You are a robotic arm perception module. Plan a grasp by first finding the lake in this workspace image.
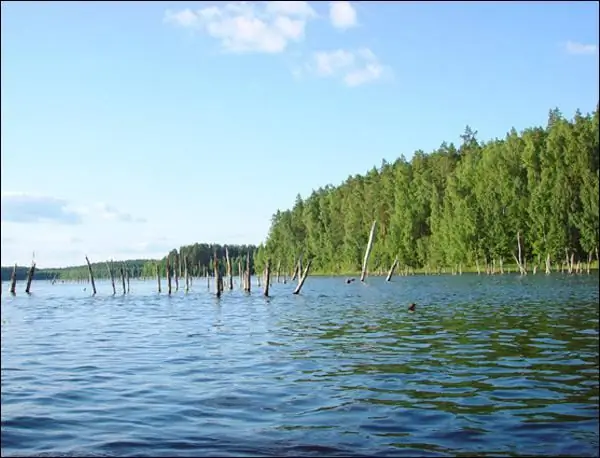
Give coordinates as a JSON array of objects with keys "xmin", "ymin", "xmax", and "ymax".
[{"xmin": 1, "ymin": 274, "xmax": 599, "ymax": 457}]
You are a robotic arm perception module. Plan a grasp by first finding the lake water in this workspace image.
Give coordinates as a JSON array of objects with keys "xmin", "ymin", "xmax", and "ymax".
[{"xmin": 1, "ymin": 274, "xmax": 599, "ymax": 457}]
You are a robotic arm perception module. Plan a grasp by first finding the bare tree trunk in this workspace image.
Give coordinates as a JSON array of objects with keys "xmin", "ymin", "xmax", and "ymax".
[
  {"xmin": 120, "ymin": 264, "xmax": 126, "ymax": 294},
  {"xmin": 25, "ymin": 262, "xmax": 36, "ymax": 294},
  {"xmin": 167, "ymin": 257, "xmax": 172, "ymax": 295},
  {"xmin": 276, "ymin": 260, "xmax": 281, "ymax": 283},
  {"xmin": 386, "ymin": 257, "xmax": 398, "ymax": 281},
  {"xmin": 545, "ymin": 253, "xmax": 551, "ymax": 275},
  {"xmin": 85, "ymin": 256, "xmax": 97, "ymax": 295},
  {"xmin": 475, "ymin": 259, "xmax": 480, "ymax": 275},
  {"xmin": 293, "ymin": 259, "xmax": 312, "ymax": 295},
  {"xmin": 360, "ymin": 220, "xmax": 377, "ymax": 282},
  {"xmin": 245, "ymin": 251, "xmax": 251, "ymax": 293},
  {"xmin": 156, "ymin": 263, "xmax": 161, "ymax": 293},
  {"xmin": 225, "ymin": 247, "xmax": 233, "ymax": 290},
  {"xmin": 238, "ymin": 260, "xmax": 243, "ymax": 289},
  {"xmin": 174, "ymin": 253, "xmax": 180, "ymax": 291},
  {"xmin": 514, "ymin": 232, "xmax": 527, "ymax": 275},
  {"xmin": 214, "ymin": 253, "xmax": 222, "ymax": 299},
  {"xmin": 106, "ymin": 261, "xmax": 116, "ymax": 295},
  {"xmin": 184, "ymin": 256, "xmax": 189, "ymax": 293},
  {"xmin": 264, "ymin": 259, "xmax": 271, "ymax": 297},
  {"xmin": 587, "ymin": 251, "xmax": 592, "ymax": 274},
  {"xmin": 499, "ymin": 257, "xmax": 504, "ymax": 275}
]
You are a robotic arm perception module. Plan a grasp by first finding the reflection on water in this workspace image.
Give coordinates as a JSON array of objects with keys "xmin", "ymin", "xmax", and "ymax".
[{"xmin": 1, "ymin": 274, "xmax": 599, "ymax": 457}]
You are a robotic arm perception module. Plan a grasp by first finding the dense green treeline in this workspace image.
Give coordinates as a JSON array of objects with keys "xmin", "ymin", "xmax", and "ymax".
[
  {"xmin": 258, "ymin": 106, "xmax": 599, "ymax": 275},
  {"xmin": 142, "ymin": 243, "xmax": 258, "ymax": 277}
]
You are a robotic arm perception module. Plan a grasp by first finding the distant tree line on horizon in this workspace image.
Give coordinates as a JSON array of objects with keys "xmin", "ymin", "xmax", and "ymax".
[{"xmin": 254, "ymin": 105, "xmax": 599, "ymax": 275}]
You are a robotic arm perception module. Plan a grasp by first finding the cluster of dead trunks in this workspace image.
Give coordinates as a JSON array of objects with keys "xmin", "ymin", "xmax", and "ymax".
[{"xmin": 148, "ymin": 248, "xmax": 313, "ymax": 298}]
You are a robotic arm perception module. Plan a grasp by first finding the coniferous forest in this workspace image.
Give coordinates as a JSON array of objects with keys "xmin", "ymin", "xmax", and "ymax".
[
  {"xmin": 255, "ymin": 107, "xmax": 599, "ymax": 275},
  {"xmin": 2, "ymin": 106, "xmax": 598, "ymax": 282}
]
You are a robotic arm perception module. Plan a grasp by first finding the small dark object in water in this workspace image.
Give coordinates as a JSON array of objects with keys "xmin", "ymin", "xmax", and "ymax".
[
  {"xmin": 345, "ymin": 278, "xmax": 355, "ymax": 284},
  {"xmin": 408, "ymin": 303, "xmax": 416, "ymax": 312}
]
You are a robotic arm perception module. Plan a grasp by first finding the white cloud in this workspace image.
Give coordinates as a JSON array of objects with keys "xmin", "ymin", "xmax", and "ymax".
[
  {"xmin": 329, "ymin": 1, "xmax": 357, "ymax": 29},
  {"xmin": 164, "ymin": 1, "xmax": 317, "ymax": 54},
  {"xmin": 564, "ymin": 40, "xmax": 598, "ymax": 55},
  {"xmin": 305, "ymin": 47, "xmax": 391, "ymax": 87},
  {"xmin": 0, "ymin": 193, "xmax": 145, "ymax": 225}
]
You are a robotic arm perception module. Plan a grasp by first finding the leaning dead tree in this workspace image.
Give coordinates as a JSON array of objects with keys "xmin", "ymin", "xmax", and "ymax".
[
  {"xmin": 386, "ymin": 257, "xmax": 398, "ymax": 282},
  {"xmin": 25, "ymin": 261, "xmax": 36, "ymax": 294},
  {"xmin": 361, "ymin": 220, "xmax": 377, "ymax": 282},
  {"xmin": 85, "ymin": 256, "xmax": 97, "ymax": 295},
  {"xmin": 293, "ymin": 259, "xmax": 312, "ymax": 295}
]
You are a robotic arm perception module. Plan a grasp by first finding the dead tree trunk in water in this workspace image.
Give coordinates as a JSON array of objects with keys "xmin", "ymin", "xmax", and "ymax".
[
  {"xmin": 106, "ymin": 261, "xmax": 116, "ymax": 295},
  {"xmin": 513, "ymin": 231, "xmax": 527, "ymax": 275},
  {"xmin": 184, "ymin": 257, "xmax": 190, "ymax": 293},
  {"xmin": 214, "ymin": 253, "xmax": 223, "ymax": 298},
  {"xmin": 238, "ymin": 260, "xmax": 243, "ymax": 289},
  {"xmin": 156, "ymin": 263, "xmax": 161, "ymax": 293},
  {"xmin": 545, "ymin": 253, "xmax": 551, "ymax": 275},
  {"xmin": 264, "ymin": 259, "xmax": 271, "ymax": 297},
  {"xmin": 9, "ymin": 264, "xmax": 17, "ymax": 294},
  {"xmin": 166, "ymin": 258, "xmax": 172, "ymax": 295},
  {"xmin": 291, "ymin": 254, "xmax": 302, "ymax": 282},
  {"xmin": 587, "ymin": 251, "xmax": 593, "ymax": 274},
  {"xmin": 85, "ymin": 256, "xmax": 97, "ymax": 295},
  {"xmin": 125, "ymin": 263, "xmax": 130, "ymax": 293},
  {"xmin": 174, "ymin": 253, "xmax": 180, "ymax": 291},
  {"xmin": 225, "ymin": 247, "xmax": 233, "ymax": 290},
  {"xmin": 293, "ymin": 259, "xmax": 312, "ymax": 295},
  {"xmin": 276, "ymin": 260, "xmax": 281, "ymax": 283},
  {"xmin": 25, "ymin": 262, "xmax": 36, "ymax": 294},
  {"xmin": 386, "ymin": 257, "xmax": 398, "ymax": 282},
  {"xmin": 245, "ymin": 251, "xmax": 251, "ymax": 293},
  {"xmin": 120, "ymin": 264, "xmax": 126, "ymax": 294},
  {"xmin": 360, "ymin": 220, "xmax": 377, "ymax": 282},
  {"xmin": 475, "ymin": 259, "xmax": 481, "ymax": 275}
]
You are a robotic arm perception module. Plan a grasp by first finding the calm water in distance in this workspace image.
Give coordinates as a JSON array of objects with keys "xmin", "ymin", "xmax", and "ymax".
[{"xmin": 1, "ymin": 274, "xmax": 599, "ymax": 457}]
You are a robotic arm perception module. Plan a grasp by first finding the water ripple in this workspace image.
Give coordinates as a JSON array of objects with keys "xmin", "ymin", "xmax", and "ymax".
[{"xmin": 1, "ymin": 275, "xmax": 599, "ymax": 457}]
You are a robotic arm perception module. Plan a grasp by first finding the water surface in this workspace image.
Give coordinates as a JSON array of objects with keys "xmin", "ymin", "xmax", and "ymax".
[{"xmin": 2, "ymin": 274, "xmax": 599, "ymax": 457}]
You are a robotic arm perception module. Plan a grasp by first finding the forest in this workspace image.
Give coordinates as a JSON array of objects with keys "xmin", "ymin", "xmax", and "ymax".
[
  {"xmin": 254, "ymin": 106, "xmax": 599, "ymax": 275},
  {"xmin": 2, "ymin": 106, "xmax": 598, "ymax": 283}
]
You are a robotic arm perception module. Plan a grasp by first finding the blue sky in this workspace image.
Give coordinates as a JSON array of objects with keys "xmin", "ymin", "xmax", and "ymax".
[{"xmin": 1, "ymin": 1, "xmax": 598, "ymax": 267}]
